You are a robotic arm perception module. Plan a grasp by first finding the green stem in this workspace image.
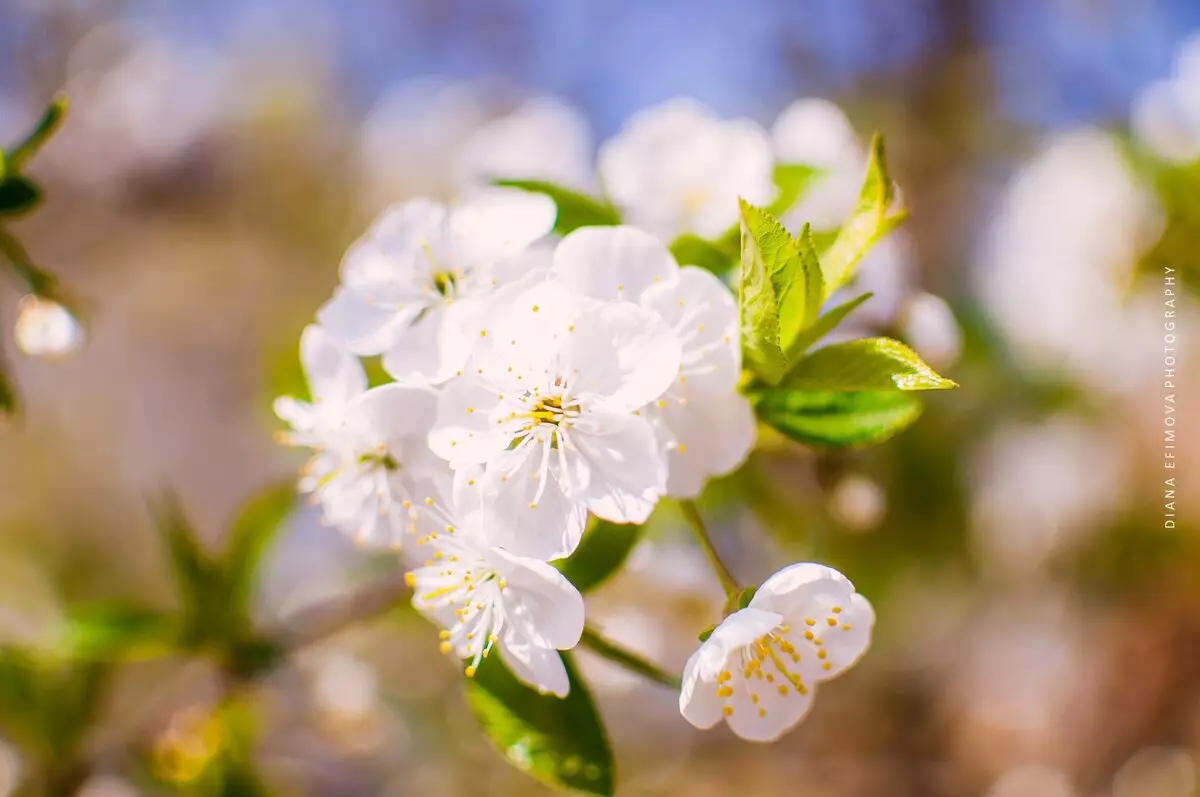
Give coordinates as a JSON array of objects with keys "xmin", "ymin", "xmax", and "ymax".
[
  {"xmin": 579, "ymin": 626, "xmax": 680, "ymax": 689},
  {"xmin": 6, "ymin": 97, "xmax": 67, "ymax": 172},
  {"xmin": 0, "ymin": 227, "xmax": 55, "ymax": 297},
  {"xmin": 678, "ymin": 500, "xmax": 739, "ymax": 596}
]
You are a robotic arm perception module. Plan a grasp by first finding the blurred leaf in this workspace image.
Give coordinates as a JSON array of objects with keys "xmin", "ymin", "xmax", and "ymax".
[
  {"xmin": 6, "ymin": 96, "xmax": 67, "ymax": 172},
  {"xmin": 786, "ymin": 291, "xmax": 873, "ymax": 362},
  {"xmin": 222, "ymin": 482, "xmax": 296, "ymax": 616},
  {"xmin": 754, "ymin": 389, "xmax": 923, "ymax": 448},
  {"xmin": 151, "ymin": 492, "xmax": 223, "ymax": 647},
  {"xmin": 819, "ymin": 133, "xmax": 905, "ymax": 296},
  {"xmin": 783, "ymin": 338, "xmax": 956, "ymax": 392},
  {"xmin": 0, "ymin": 227, "xmax": 58, "ymax": 298},
  {"xmin": 669, "ymin": 233, "xmax": 737, "ymax": 273},
  {"xmin": 554, "ymin": 519, "xmax": 644, "ymax": 593},
  {"xmin": 466, "ymin": 653, "xmax": 615, "ymax": 796},
  {"xmin": 59, "ymin": 605, "xmax": 177, "ymax": 661},
  {"xmin": 0, "ymin": 648, "xmax": 111, "ymax": 761},
  {"xmin": 0, "ymin": 360, "xmax": 16, "ymax": 416},
  {"xmin": 0, "ymin": 177, "xmax": 41, "ymax": 216},
  {"xmin": 766, "ymin": 162, "xmax": 822, "ymax": 218},
  {"xmin": 495, "ymin": 179, "xmax": 620, "ymax": 235}
]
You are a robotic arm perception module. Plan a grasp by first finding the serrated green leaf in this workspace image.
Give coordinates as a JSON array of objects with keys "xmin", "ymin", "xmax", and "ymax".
[
  {"xmin": 738, "ymin": 201, "xmax": 789, "ymax": 384},
  {"xmin": 755, "ymin": 389, "xmax": 923, "ymax": 448},
  {"xmin": 784, "ymin": 338, "xmax": 956, "ymax": 392},
  {"xmin": 668, "ymin": 233, "xmax": 738, "ymax": 273},
  {"xmin": 792, "ymin": 224, "xmax": 825, "ymax": 346},
  {"xmin": 554, "ymin": 519, "xmax": 644, "ymax": 593},
  {"xmin": 58, "ymin": 605, "xmax": 177, "ymax": 661},
  {"xmin": 819, "ymin": 134, "xmax": 905, "ymax": 296},
  {"xmin": 0, "ymin": 176, "xmax": 41, "ymax": 216},
  {"xmin": 495, "ymin": 179, "xmax": 620, "ymax": 235},
  {"xmin": 466, "ymin": 653, "xmax": 615, "ymax": 796},
  {"xmin": 766, "ymin": 163, "xmax": 822, "ymax": 218},
  {"xmin": 6, "ymin": 96, "xmax": 67, "ymax": 172},
  {"xmin": 785, "ymin": 291, "xmax": 873, "ymax": 362},
  {"xmin": 223, "ymin": 481, "xmax": 296, "ymax": 615}
]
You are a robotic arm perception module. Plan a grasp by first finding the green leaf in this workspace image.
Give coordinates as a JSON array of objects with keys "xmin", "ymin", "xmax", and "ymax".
[
  {"xmin": 755, "ymin": 389, "xmax": 923, "ymax": 448},
  {"xmin": 58, "ymin": 605, "xmax": 177, "ymax": 661},
  {"xmin": 791, "ymin": 224, "xmax": 825, "ymax": 350},
  {"xmin": 737, "ymin": 201, "xmax": 789, "ymax": 384},
  {"xmin": 466, "ymin": 653, "xmax": 615, "ymax": 796},
  {"xmin": 0, "ymin": 362, "xmax": 16, "ymax": 417},
  {"xmin": 554, "ymin": 519, "xmax": 644, "ymax": 593},
  {"xmin": 0, "ymin": 176, "xmax": 41, "ymax": 216},
  {"xmin": 785, "ymin": 291, "xmax": 873, "ymax": 361},
  {"xmin": 766, "ymin": 163, "xmax": 822, "ymax": 218},
  {"xmin": 668, "ymin": 233, "xmax": 738, "ymax": 273},
  {"xmin": 697, "ymin": 625, "xmax": 715, "ymax": 643},
  {"xmin": 150, "ymin": 492, "xmax": 223, "ymax": 646},
  {"xmin": 495, "ymin": 179, "xmax": 620, "ymax": 235},
  {"xmin": 7, "ymin": 96, "xmax": 67, "ymax": 172},
  {"xmin": 784, "ymin": 338, "xmax": 956, "ymax": 392},
  {"xmin": 222, "ymin": 481, "xmax": 296, "ymax": 615},
  {"xmin": 819, "ymin": 133, "xmax": 905, "ymax": 296}
]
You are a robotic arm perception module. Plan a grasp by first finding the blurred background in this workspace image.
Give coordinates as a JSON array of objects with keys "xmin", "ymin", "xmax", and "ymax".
[{"xmin": 1, "ymin": 0, "xmax": 1199, "ymax": 795}]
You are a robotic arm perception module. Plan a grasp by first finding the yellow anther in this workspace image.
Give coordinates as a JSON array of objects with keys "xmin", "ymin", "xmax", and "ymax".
[
  {"xmin": 792, "ymin": 654, "xmax": 800, "ymax": 663},
  {"xmin": 717, "ymin": 686, "xmax": 733, "ymax": 698},
  {"xmin": 465, "ymin": 665, "xmax": 477, "ymax": 677},
  {"xmin": 750, "ymin": 693, "xmax": 759, "ymax": 704},
  {"xmin": 402, "ymin": 500, "xmax": 412, "ymax": 509},
  {"xmin": 758, "ymin": 707, "xmax": 767, "ymax": 718},
  {"xmin": 823, "ymin": 662, "xmax": 832, "ymax": 671},
  {"xmin": 439, "ymin": 630, "xmax": 450, "ymax": 639},
  {"xmin": 805, "ymin": 618, "xmax": 816, "ymax": 626},
  {"xmin": 817, "ymin": 649, "xmax": 827, "ymax": 660},
  {"xmin": 439, "ymin": 641, "xmax": 452, "ymax": 654},
  {"xmin": 480, "ymin": 330, "xmax": 488, "ymax": 337},
  {"xmin": 832, "ymin": 606, "xmax": 842, "ymax": 613},
  {"xmin": 765, "ymin": 674, "xmax": 775, "ymax": 683},
  {"xmin": 425, "ymin": 497, "xmax": 434, "ymax": 506},
  {"xmin": 404, "ymin": 572, "xmax": 416, "ymax": 587},
  {"xmin": 827, "ymin": 617, "xmax": 838, "ymax": 627},
  {"xmin": 532, "ymin": 305, "xmax": 540, "ymax": 312},
  {"xmin": 842, "ymin": 624, "xmax": 853, "ymax": 631},
  {"xmin": 467, "ymin": 407, "xmax": 474, "ymax": 414},
  {"xmin": 722, "ymin": 706, "xmax": 733, "ymax": 717},
  {"xmin": 677, "ymin": 444, "xmax": 688, "ymax": 454},
  {"xmin": 778, "ymin": 685, "xmax": 789, "ymax": 696},
  {"xmin": 804, "ymin": 630, "xmax": 815, "ymax": 640},
  {"xmin": 528, "ymin": 502, "xmax": 537, "ymax": 509}
]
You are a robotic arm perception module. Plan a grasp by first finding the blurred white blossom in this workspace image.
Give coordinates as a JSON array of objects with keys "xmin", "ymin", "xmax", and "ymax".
[
  {"xmin": 457, "ymin": 97, "xmax": 594, "ymax": 191},
  {"xmin": 899, "ymin": 291, "xmax": 963, "ymax": 371},
  {"xmin": 828, "ymin": 473, "xmax": 886, "ymax": 532},
  {"xmin": 987, "ymin": 765, "xmax": 1077, "ymax": 797},
  {"xmin": 13, "ymin": 296, "xmax": 84, "ymax": 359},
  {"xmin": 1132, "ymin": 32, "xmax": 1200, "ymax": 163},
  {"xmin": 599, "ymin": 98, "xmax": 774, "ymax": 240},
  {"xmin": 1113, "ymin": 747, "xmax": 1196, "ymax": 797}
]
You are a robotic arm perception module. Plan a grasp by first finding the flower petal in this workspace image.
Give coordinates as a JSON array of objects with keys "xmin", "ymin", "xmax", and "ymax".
[
  {"xmin": 382, "ymin": 302, "xmax": 478, "ymax": 385},
  {"xmin": 498, "ymin": 639, "xmax": 570, "ymax": 697},
  {"xmin": 641, "ymin": 266, "xmax": 740, "ymax": 395},
  {"xmin": 571, "ymin": 412, "xmax": 667, "ymax": 525},
  {"xmin": 428, "ymin": 374, "xmax": 512, "ymax": 463},
  {"xmin": 347, "ymin": 383, "xmax": 437, "ymax": 442},
  {"xmin": 316, "ymin": 287, "xmax": 414, "ymax": 356},
  {"xmin": 659, "ymin": 389, "xmax": 756, "ymax": 499},
  {"xmin": 552, "ymin": 226, "xmax": 680, "ymax": 304},
  {"xmin": 696, "ymin": 607, "xmax": 782, "ymax": 680},
  {"xmin": 679, "ymin": 648, "xmax": 724, "ymax": 730},
  {"xmin": 488, "ymin": 547, "xmax": 585, "ymax": 650},
  {"xmin": 448, "ymin": 188, "xmax": 557, "ymax": 262},
  {"xmin": 564, "ymin": 300, "xmax": 681, "ymax": 412},
  {"xmin": 723, "ymin": 667, "xmax": 815, "ymax": 743},
  {"xmin": 299, "ymin": 324, "xmax": 366, "ymax": 407},
  {"xmin": 480, "ymin": 445, "xmax": 588, "ymax": 560}
]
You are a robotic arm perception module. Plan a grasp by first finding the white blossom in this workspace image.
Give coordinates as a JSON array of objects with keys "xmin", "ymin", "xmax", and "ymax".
[
  {"xmin": 680, "ymin": 563, "xmax": 873, "ymax": 742},
  {"xmin": 317, "ymin": 191, "xmax": 556, "ymax": 384},
  {"xmin": 274, "ymin": 324, "xmax": 444, "ymax": 548},
  {"xmin": 457, "ymin": 97, "xmax": 594, "ymax": 192},
  {"xmin": 428, "ymin": 276, "xmax": 680, "ymax": 560},
  {"xmin": 406, "ymin": 475, "xmax": 585, "ymax": 696},
  {"xmin": 598, "ymin": 98, "xmax": 774, "ymax": 241},
  {"xmin": 1131, "ymin": 32, "xmax": 1200, "ymax": 163},
  {"xmin": 551, "ymin": 226, "xmax": 756, "ymax": 498},
  {"xmin": 13, "ymin": 296, "xmax": 84, "ymax": 359}
]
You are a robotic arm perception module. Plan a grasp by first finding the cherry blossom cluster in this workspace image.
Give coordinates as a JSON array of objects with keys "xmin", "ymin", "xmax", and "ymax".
[{"xmin": 275, "ymin": 97, "xmax": 875, "ymax": 743}]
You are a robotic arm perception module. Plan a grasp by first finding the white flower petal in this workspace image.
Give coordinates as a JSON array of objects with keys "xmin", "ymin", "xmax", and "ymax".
[
  {"xmin": 679, "ymin": 648, "xmax": 724, "ymax": 730},
  {"xmin": 660, "ymin": 389, "xmax": 756, "ymax": 499},
  {"xmin": 299, "ymin": 324, "xmax": 366, "ymax": 407},
  {"xmin": 498, "ymin": 639, "xmax": 570, "ymax": 697},
  {"xmin": 723, "ymin": 667, "xmax": 815, "ymax": 742},
  {"xmin": 641, "ymin": 266, "xmax": 740, "ymax": 395},
  {"xmin": 456, "ymin": 97, "xmax": 594, "ymax": 191},
  {"xmin": 488, "ymin": 547, "xmax": 585, "ymax": 650},
  {"xmin": 571, "ymin": 412, "xmax": 666, "ymax": 525},
  {"xmin": 565, "ymin": 300, "xmax": 681, "ymax": 412},
  {"xmin": 449, "ymin": 188, "xmax": 557, "ymax": 261},
  {"xmin": 551, "ymin": 226, "xmax": 680, "ymax": 303},
  {"xmin": 481, "ymin": 446, "xmax": 588, "ymax": 560},
  {"xmin": 696, "ymin": 608, "xmax": 782, "ymax": 679},
  {"xmin": 316, "ymin": 287, "xmax": 414, "ymax": 357},
  {"xmin": 428, "ymin": 374, "xmax": 512, "ymax": 463},
  {"xmin": 381, "ymin": 302, "xmax": 479, "ymax": 385},
  {"xmin": 347, "ymin": 383, "xmax": 436, "ymax": 441}
]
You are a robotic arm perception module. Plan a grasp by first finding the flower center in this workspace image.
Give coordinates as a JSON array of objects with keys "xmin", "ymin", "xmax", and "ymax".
[
  {"xmin": 714, "ymin": 626, "xmax": 809, "ymax": 719},
  {"xmin": 414, "ymin": 552, "xmax": 507, "ymax": 677},
  {"xmin": 432, "ymin": 270, "xmax": 458, "ymax": 299},
  {"xmin": 357, "ymin": 449, "xmax": 399, "ymax": 471}
]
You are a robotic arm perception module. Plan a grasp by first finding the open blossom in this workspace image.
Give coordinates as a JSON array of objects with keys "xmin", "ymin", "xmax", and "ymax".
[
  {"xmin": 551, "ymin": 226, "xmax": 755, "ymax": 498},
  {"xmin": 428, "ymin": 277, "xmax": 681, "ymax": 560},
  {"xmin": 598, "ymin": 98, "xmax": 775, "ymax": 241},
  {"xmin": 317, "ymin": 191, "xmax": 556, "ymax": 384},
  {"xmin": 274, "ymin": 325, "xmax": 444, "ymax": 548},
  {"xmin": 406, "ymin": 474, "xmax": 585, "ymax": 696},
  {"xmin": 457, "ymin": 97, "xmax": 594, "ymax": 192},
  {"xmin": 680, "ymin": 563, "xmax": 873, "ymax": 742}
]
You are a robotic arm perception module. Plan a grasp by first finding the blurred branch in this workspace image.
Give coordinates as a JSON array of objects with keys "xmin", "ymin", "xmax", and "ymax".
[
  {"xmin": 0, "ymin": 226, "xmax": 57, "ymax": 298},
  {"xmin": 679, "ymin": 500, "xmax": 740, "ymax": 596},
  {"xmin": 272, "ymin": 569, "xmax": 412, "ymax": 652},
  {"xmin": 579, "ymin": 626, "xmax": 681, "ymax": 689}
]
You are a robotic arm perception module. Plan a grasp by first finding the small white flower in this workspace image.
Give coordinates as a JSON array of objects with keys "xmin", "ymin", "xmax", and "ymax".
[
  {"xmin": 551, "ymin": 226, "xmax": 756, "ymax": 498},
  {"xmin": 317, "ymin": 191, "xmax": 556, "ymax": 384},
  {"xmin": 457, "ymin": 97, "xmax": 594, "ymax": 191},
  {"xmin": 772, "ymin": 97, "xmax": 864, "ymax": 231},
  {"xmin": 598, "ymin": 98, "xmax": 774, "ymax": 241},
  {"xmin": 679, "ymin": 563, "xmax": 874, "ymax": 742},
  {"xmin": 274, "ymin": 324, "xmax": 444, "ymax": 548},
  {"xmin": 407, "ymin": 486, "xmax": 585, "ymax": 696},
  {"xmin": 428, "ymin": 277, "xmax": 680, "ymax": 560},
  {"xmin": 13, "ymin": 296, "xmax": 85, "ymax": 359}
]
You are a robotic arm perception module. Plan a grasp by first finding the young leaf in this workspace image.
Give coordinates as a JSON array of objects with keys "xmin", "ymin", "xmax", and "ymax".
[
  {"xmin": 793, "ymin": 224, "xmax": 825, "ymax": 346},
  {"xmin": 0, "ymin": 176, "xmax": 41, "ymax": 216},
  {"xmin": 222, "ymin": 481, "xmax": 297, "ymax": 616},
  {"xmin": 785, "ymin": 291, "xmax": 873, "ymax": 362},
  {"xmin": 494, "ymin": 179, "xmax": 620, "ymax": 235},
  {"xmin": 738, "ymin": 201, "xmax": 790, "ymax": 384},
  {"xmin": 766, "ymin": 163, "xmax": 822, "ymax": 218},
  {"xmin": 6, "ymin": 96, "xmax": 68, "ymax": 172},
  {"xmin": 555, "ymin": 519, "xmax": 644, "ymax": 593},
  {"xmin": 754, "ymin": 389, "xmax": 923, "ymax": 448},
  {"xmin": 58, "ymin": 605, "xmax": 177, "ymax": 661},
  {"xmin": 466, "ymin": 653, "xmax": 615, "ymax": 796},
  {"xmin": 150, "ymin": 492, "xmax": 224, "ymax": 646},
  {"xmin": 784, "ymin": 338, "xmax": 957, "ymax": 392},
  {"xmin": 819, "ymin": 133, "xmax": 905, "ymax": 296}
]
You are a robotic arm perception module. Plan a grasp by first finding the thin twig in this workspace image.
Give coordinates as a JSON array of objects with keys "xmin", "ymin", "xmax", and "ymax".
[
  {"xmin": 678, "ymin": 500, "xmax": 740, "ymax": 596},
  {"xmin": 579, "ymin": 626, "xmax": 681, "ymax": 690}
]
